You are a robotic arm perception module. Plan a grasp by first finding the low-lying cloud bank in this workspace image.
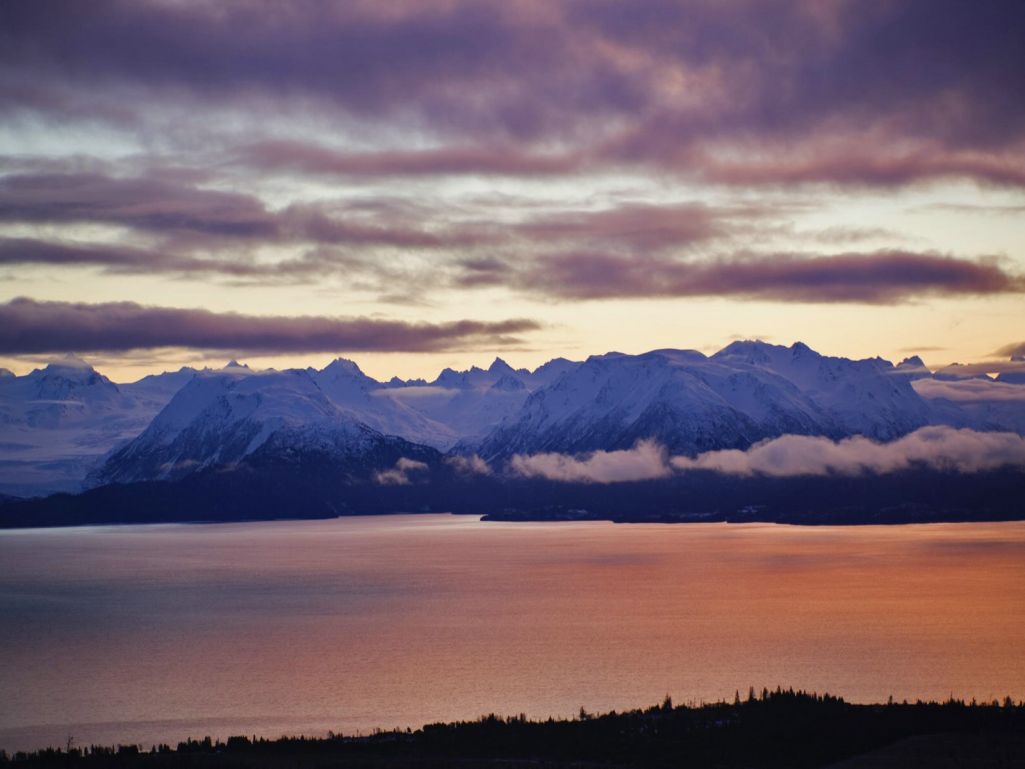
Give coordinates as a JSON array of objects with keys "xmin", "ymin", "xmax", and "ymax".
[
  {"xmin": 373, "ymin": 457, "xmax": 430, "ymax": 486},
  {"xmin": 509, "ymin": 428, "xmax": 1025, "ymax": 483},
  {"xmin": 671, "ymin": 427, "xmax": 1025, "ymax": 477},
  {"xmin": 913, "ymin": 378, "xmax": 1025, "ymax": 403},
  {"xmin": 510, "ymin": 440, "xmax": 671, "ymax": 484}
]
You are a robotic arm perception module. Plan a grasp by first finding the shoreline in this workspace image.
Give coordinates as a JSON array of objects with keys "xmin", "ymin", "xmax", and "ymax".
[
  {"xmin": 4, "ymin": 691, "xmax": 1024, "ymax": 767},
  {"xmin": 3, "ymin": 507, "xmax": 1025, "ymax": 532}
]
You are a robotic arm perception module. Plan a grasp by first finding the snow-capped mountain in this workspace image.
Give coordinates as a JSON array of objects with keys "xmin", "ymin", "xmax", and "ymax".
[
  {"xmin": 122, "ymin": 365, "xmax": 201, "ymax": 409},
  {"xmin": 897, "ymin": 353, "xmax": 1025, "ymax": 433},
  {"xmin": 711, "ymin": 341, "xmax": 932, "ymax": 438},
  {"xmin": 91, "ymin": 366, "xmax": 437, "ymax": 486},
  {"xmin": 473, "ymin": 342, "xmax": 933, "ymax": 461},
  {"xmin": 377, "ymin": 357, "xmax": 579, "ymax": 446},
  {"xmin": 312, "ymin": 358, "xmax": 457, "ymax": 449},
  {"xmin": 4, "ymin": 342, "xmax": 1023, "ymax": 498},
  {"xmin": 0, "ymin": 359, "xmax": 188, "ymax": 496}
]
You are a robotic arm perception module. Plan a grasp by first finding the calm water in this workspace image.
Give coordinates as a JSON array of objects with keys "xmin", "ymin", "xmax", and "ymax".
[{"xmin": 1, "ymin": 515, "xmax": 1024, "ymax": 752}]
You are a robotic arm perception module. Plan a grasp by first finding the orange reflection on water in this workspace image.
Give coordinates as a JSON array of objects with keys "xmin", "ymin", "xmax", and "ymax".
[{"xmin": 1, "ymin": 515, "xmax": 1024, "ymax": 751}]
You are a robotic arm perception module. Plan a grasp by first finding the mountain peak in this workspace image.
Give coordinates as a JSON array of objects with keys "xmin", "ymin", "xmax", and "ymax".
[
  {"xmin": 488, "ymin": 357, "xmax": 515, "ymax": 374},
  {"xmin": 434, "ymin": 367, "xmax": 464, "ymax": 386},
  {"xmin": 533, "ymin": 357, "xmax": 571, "ymax": 371},
  {"xmin": 713, "ymin": 339, "xmax": 783, "ymax": 362},
  {"xmin": 644, "ymin": 348, "xmax": 707, "ymax": 364},
  {"xmin": 322, "ymin": 357, "xmax": 366, "ymax": 378},
  {"xmin": 40, "ymin": 354, "xmax": 96, "ymax": 374},
  {"xmin": 224, "ymin": 359, "xmax": 250, "ymax": 370},
  {"xmin": 895, "ymin": 356, "xmax": 931, "ymax": 380}
]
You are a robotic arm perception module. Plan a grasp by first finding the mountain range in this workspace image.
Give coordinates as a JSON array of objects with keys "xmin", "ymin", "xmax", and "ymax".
[{"xmin": 1, "ymin": 341, "xmax": 1023, "ymax": 503}]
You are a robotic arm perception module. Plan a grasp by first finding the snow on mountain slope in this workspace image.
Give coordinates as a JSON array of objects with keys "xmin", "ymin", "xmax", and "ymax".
[
  {"xmin": 711, "ymin": 341, "xmax": 931, "ymax": 438},
  {"xmin": 888, "ymin": 354, "xmax": 1025, "ymax": 433},
  {"xmin": 378, "ymin": 357, "xmax": 582, "ymax": 446},
  {"xmin": 0, "ymin": 355, "xmax": 582, "ymax": 494},
  {"xmin": 122, "ymin": 366, "xmax": 200, "ymax": 410},
  {"xmin": 0, "ymin": 360, "xmax": 186, "ymax": 496},
  {"xmin": 91, "ymin": 366, "xmax": 435, "ymax": 485},
  {"xmin": 8, "ymin": 343, "xmax": 1020, "ymax": 497},
  {"xmin": 313, "ymin": 358, "xmax": 456, "ymax": 448},
  {"xmin": 474, "ymin": 342, "xmax": 932, "ymax": 462},
  {"xmin": 912, "ymin": 378, "xmax": 1025, "ymax": 434}
]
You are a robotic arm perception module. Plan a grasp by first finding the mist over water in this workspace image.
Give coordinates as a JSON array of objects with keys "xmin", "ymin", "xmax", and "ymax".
[{"xmin": 1, "ymin": 515, "xmax": 1024, "ymax": 752}]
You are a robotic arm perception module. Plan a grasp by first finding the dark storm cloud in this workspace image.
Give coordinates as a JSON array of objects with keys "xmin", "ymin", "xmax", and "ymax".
[
  {"xmin": 3, "ymin": 1, "xmax": 1025, "ymax": 187},
  {"xmin": 493, "ymin": 250, "xmax": 1025, "ymax": 303},
  {"xmin": 0, "ymin": 298, "xmax": 541, "ymax": 355}
]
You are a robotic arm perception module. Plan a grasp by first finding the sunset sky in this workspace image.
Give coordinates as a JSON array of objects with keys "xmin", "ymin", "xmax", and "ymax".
[{"xmin": 1, "ymin": 0, "xmax": 1023, "ymax": 382}]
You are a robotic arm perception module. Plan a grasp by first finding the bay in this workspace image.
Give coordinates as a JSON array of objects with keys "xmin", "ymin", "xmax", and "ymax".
[{"xmin": 1, "ymin": 514, "xmax": 1023, "ymax": 752}]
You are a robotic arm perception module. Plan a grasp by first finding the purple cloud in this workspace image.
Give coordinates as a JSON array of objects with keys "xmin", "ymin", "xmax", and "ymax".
[
  {"xmin": 0, "ymin": 173, "xmax": 473, "ymax": 248},
  {"xmin": 3, "ymin": 1, "xmax": 1025, "ymax": 187},
  {"xmin": 0, "ymin": 298, "xmax": 541, "ymax": 354},
  {"xmin": 515, "ymin": 203, "xmax": 723, "ymax": 252},
  {"xmin": 501, "ymin": 250, "xmax": 1025, "ymax": 303},
  {"xmin": 236, "ymin": 141, "xmax": 585, "ymax": 177}
]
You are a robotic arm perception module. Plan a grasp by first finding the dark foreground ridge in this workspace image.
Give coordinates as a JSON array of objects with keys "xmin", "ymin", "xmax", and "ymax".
[
  {"xmin": 1, "ymin": 465, "xmax": 1024, "ymax": 529},
  {"xmin": 4, "ymin": 690, "xmax": 1024, "ymax": 769}
]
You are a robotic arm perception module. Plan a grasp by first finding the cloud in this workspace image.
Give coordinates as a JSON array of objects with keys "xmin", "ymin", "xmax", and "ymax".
[
  {"xmin": 510, "ymin": 440, "xmax": 671, "ymax": 483},
  {"xmin": 0, "ymin": 297, "xmax": 541, "ymax": 354},
  {"xmin": 445, "ymin": 454, "xmax": 492, "ymax": 476},
  {"xmin": 515, "ymin": 202, "xmax": 723, "ymax": 252},
  {"xmin": 678, "ymin": 144, "xmax": 1025, "ymax": 189},
  {"xmin": 374, "ymin": 457, "xmax": 430, "ymax": 485},
  {"xmin": 496, "ymin": 250, "xmax": 1025, "ymax": 303},
  {"xmin": 235, "ymin": 140, "xmax": 584, "ymax": 177},
  {"xmin": 912, "ymin": 379, "xmax": 1025, "ymax": 403},
  {"xmin": 0, "ymin": 172, "xmax": 275, "ymax": 236},
  {"xmin": 670, "ymin": 427, "xmax": 1025, "ymax": 477},
  {"xmin": 0, "ymin": 173, "xmax": 473, "ymax": 249},
  {"xmin": 0, "ymin": 236, "xmax": 327, "ymax": 279},
  {"xmin": 996, "ymin": 341, "xmax": 1025, "ymax": 359},
  {"xmin": 507, "ymin": 428, "xmax": 1025, "ymax": 483},
  {"xmin": 4, "ymin": 0, "xmax": 1025, "ymax": 188}
]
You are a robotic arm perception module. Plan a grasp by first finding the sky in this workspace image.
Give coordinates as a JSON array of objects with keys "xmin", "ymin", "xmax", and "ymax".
[{"xmin": 1, "ymin": 0, "xmax": 1024, "ymax": 383}]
